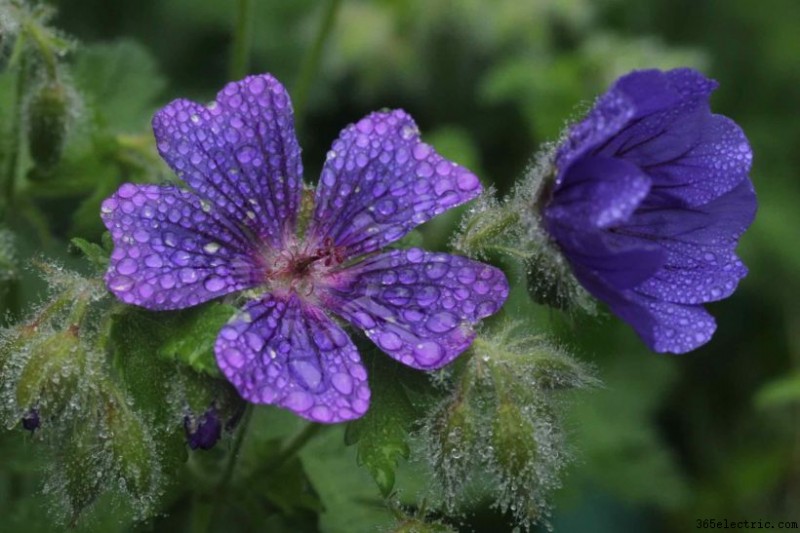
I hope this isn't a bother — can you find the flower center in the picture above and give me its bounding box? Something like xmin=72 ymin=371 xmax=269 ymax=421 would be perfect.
xmin=265 ymin=236 xmax=346 ymax=296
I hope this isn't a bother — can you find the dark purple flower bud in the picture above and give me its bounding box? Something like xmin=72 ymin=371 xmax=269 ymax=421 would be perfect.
xmin=101 ymin=74 xmax=509 ymax=423
xmin=22 ymin=409 xmax=40 ymax=431
xmin=544 ymin=68 xmax=756 ymax=353
xmin=184 ymin=407 xmax=222 ymax=450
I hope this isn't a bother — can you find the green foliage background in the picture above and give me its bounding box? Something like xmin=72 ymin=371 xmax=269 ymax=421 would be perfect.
xmin=1 ymin=0 xmax=798 ymax=531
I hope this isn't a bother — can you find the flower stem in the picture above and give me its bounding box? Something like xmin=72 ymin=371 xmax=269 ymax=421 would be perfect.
xmin=217 ymin=403 xmax=253 ymax=489
xmin=264 ymin=422 xmax=324 ymax=472
xmin=228 ymin=0 xmax=253 ymax=80
xmin=195 ymin=403 xmax=253 ymax=533
xmin=1 ymin=48 xmax=27 ymax=219
xmin=292 ymin=0 xmax=342 ymax=124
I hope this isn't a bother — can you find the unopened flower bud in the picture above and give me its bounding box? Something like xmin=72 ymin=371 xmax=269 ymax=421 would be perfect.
xmin=391 ymin=518 xmax=457 ymax=533
xmin=184 ymin=406 xmax=222 ymax=450
xmin=0 ymin=227 xmax=17 ymax=283
xmin=14 ymin=327 xmax=83 ymax=411
xmin=491 ymin=401 xmax=536 ymax=475
xmin=432 ymin=396 xmax=477 ymax=462
xmin=61 ymin=427 xmax=103 ymax=524
xmin=21 ymin=408 xmax=40 ymax=431
xmin=104 ymin=393 xmax=155 ymax=500
xmin=26 ymin=79 xmax=72 ymax=171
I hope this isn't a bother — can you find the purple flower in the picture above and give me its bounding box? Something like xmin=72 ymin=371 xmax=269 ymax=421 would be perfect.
xmin=184 ymin=407 xmax=222 ymax=450
xmin=544 ymin=68 xmax=756 ymax=353
xmin=101 ymin=74 xmax=508 ymax=423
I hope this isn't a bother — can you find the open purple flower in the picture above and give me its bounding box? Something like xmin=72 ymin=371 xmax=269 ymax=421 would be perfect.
xmin=544 ymin=68 xmax=756 ymax=353
xmin=101 ymin=74 xmax=508 ymax=423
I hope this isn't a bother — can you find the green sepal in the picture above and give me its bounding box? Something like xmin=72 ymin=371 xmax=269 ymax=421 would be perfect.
xmin=69 ymin=237 xmax=109 ymax=270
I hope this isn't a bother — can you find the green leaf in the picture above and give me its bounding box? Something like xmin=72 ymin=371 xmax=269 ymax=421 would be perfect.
xmin=565 ymin=353 xmax=689 ymax=509
xmin=72 ymin=40 xmax=165 ymax=131
xmin=69 ymin=237 xmax=108 ymax=270
xmin=301 ymin=426 xmax=395 ymax=533
xmin=344 ymin=349 xmax=426 ymax=497
xmin=157 ymin=302 xmax=237 ymax=376
xmin=755 ymin=373 xmax=800 ymax=408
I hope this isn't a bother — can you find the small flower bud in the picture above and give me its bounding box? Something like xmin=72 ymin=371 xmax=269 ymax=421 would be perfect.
xmin=26 ymin=78 xmax=74 ymax=171
xmin=431 ymin=396 xmax=477 ymax=464
xmin=491 ymin=400 xmax=536 ymax=475
xmin=184 ymin=406 xmax=222 ymax=450
xmin=61 ymin=427 xmax=104 ymax=525
xmin=0 ymin=227 xmax=17 ymax=284
xmin=391 ymin=518 xmax=457 ymax=533
xmin=104 ymin=394 xmax=156 ymax=500
xmin=21 ymin=408 xmax=40 ymax=431
xmin=14 ymin=327 xmax=83 ymax=411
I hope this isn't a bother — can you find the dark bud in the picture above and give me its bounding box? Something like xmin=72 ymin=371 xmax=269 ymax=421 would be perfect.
xmin=22 ymin=409 xmax=40 ymax=431
xmin=184 ymin=407 xmax=222 ymax=450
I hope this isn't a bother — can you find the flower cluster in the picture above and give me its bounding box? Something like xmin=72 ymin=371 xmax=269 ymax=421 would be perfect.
xmin=101 ymin=74 xmax=509 ymax=423
xmin=542 ymin=68 xmax=756 ymax=353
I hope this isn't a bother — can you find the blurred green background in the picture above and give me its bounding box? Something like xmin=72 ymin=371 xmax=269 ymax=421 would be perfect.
xmin=2 ymin=0 xmax=799 ymax=531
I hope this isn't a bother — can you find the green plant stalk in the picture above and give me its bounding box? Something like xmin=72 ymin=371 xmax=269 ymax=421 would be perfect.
xmin=228 ymin=0 xmax=253 ymax=80
xmin=1 ymin=49 xmax=27 ymax=218
xmin=217 ymin=403 xmax=253 ymax=489
xmin=292 ymin=0 xmax=342 ymax=124
xmin=24 ymin=19 xmax=59 ymax=79
xmin=264 ymin=422 xmax=324 ymax=472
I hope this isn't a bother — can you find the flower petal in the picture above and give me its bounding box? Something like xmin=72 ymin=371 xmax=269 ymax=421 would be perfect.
xmin=593 ymin=70 xmax=749 ymax=207
xmin=546 ymin=156 xmax=651 ymax=230
xmin=624 ymin=179 xmax=756 ymax=304
xmin=152 ymin=74 xmax=302 ymax=248
xmin=101 ymin=184 xmax=261 ymax=310
xmin=308 ymin=110 xmax=481 ymax=258
xmin=575 ymin=268 xmax=716 ymax=354
xmin=215 ymin=293 xmax=370 ymax=423
xmin=560 ymin=232 xmax=665 ymax=291
xmin=637 ymin=114 xmax=752 ymax=207
xmin=558 ymin=68 xmax=720 ymax=189
xmin=324 ymin=249 xmax=509 ymax=370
